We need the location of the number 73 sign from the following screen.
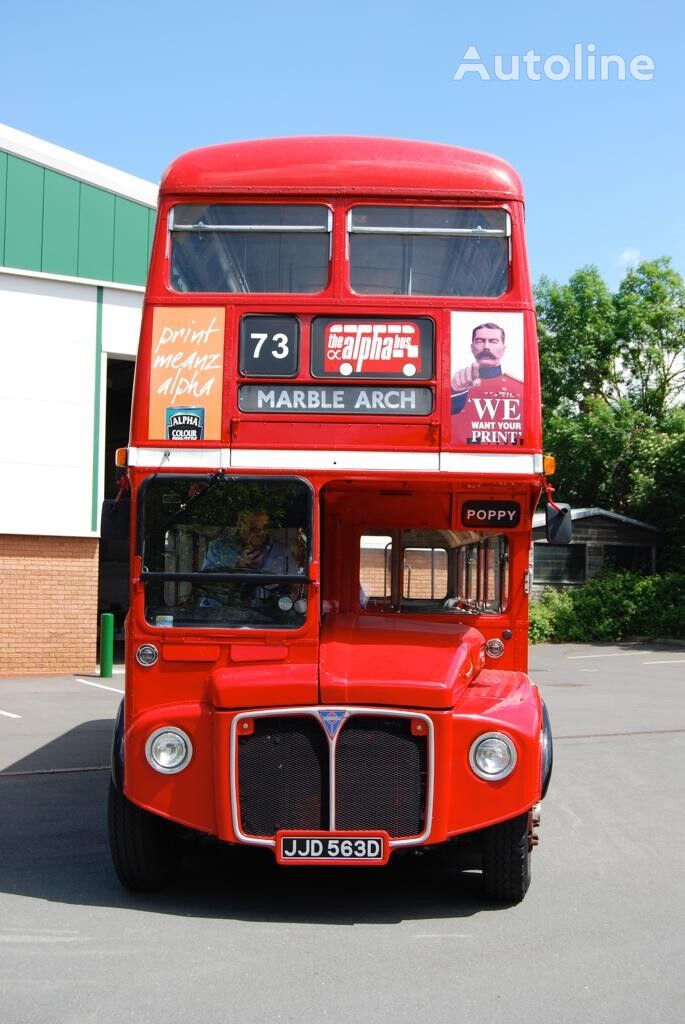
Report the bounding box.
[240,315,300,376]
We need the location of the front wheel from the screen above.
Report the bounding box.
[480,811,532,903]
[108,780,180,891]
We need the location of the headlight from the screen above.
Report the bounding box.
[469,732,517,781]
[145,728,193,774]
[136,643,158,667]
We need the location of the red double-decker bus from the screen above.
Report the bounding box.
[108,136,562,902]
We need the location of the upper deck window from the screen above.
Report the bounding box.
[170,204,331,293]
[348,206,509,297]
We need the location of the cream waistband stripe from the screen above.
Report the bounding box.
[126,447,542,474]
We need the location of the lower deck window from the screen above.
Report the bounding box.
[359,530,508,615]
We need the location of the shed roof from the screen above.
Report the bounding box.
[532,507,660,533]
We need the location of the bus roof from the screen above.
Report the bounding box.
[160,136,524,201]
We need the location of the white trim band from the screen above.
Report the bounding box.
[125,447,543,474]
[0,265,145,293]
[126,447,232,468]
[440,452,543,474]
[230,449,439,471]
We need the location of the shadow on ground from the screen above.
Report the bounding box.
[0,721,499,924]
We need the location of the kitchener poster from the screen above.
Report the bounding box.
[450,311,525,447]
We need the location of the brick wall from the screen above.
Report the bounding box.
[0,535,99,675]
[360,548,448,600]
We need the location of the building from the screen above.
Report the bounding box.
[0,125,157,675]
[531,507,661,598]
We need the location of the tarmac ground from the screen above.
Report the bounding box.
[1,642,684,1023]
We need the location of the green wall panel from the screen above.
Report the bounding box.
[0,148,154,282]
[4,155,44,270]
[148,207,157,257]
[78,184,115,281]
[113,198,149,284]
[0,151,7,264]
[42,170,80,276]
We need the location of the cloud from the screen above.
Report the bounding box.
[615,248,640,268]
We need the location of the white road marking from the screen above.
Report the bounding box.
[642,659,685,666]
[567,652,635,660]
[0,709,22,719]
[74,678,124,694]
[0,934,90,944]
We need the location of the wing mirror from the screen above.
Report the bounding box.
[100,498,131,559]
[545,503,572,545]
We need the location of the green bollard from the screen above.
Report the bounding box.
[100,613,114,678]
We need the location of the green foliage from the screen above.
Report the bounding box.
[614,259,685,421]
[535,257,685,566]
[543,398,651,512]
[536,267,616,411]
[529,571,685,643]
[536,258,684,422]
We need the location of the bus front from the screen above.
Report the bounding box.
[109,137,551,903]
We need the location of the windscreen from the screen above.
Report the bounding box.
[348,206,509,296]
[170,204,331,293]
[140,475,311,629]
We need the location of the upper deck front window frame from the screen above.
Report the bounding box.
[168,202,333,295]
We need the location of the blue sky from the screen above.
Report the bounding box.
[2,0,683,288]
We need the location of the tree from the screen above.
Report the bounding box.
[543,398,657,513]
[535,259,685,567]
[613,258,685,422]
[535,267,617,412]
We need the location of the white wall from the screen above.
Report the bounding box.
[0,272,143,537]
[102,287,143,357]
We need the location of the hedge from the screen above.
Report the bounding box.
[529,571,685,643]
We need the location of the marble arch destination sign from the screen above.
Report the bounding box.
[238,384,433,416]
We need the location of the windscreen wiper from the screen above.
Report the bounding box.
[155,471,224,535]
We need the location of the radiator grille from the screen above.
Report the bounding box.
[335,716,427,837]
[237,716,328,835]
[236,712,428,840]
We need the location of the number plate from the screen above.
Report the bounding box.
[276,831,389,865]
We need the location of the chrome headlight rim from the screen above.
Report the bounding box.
[145,726,193,775]
[469,731,517,782]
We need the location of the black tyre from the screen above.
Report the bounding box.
[481,811,532,903]
[108,779,180,891]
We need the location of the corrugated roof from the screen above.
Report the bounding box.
[532,507,660,532]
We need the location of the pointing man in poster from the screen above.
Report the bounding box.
[450,320,524,446]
